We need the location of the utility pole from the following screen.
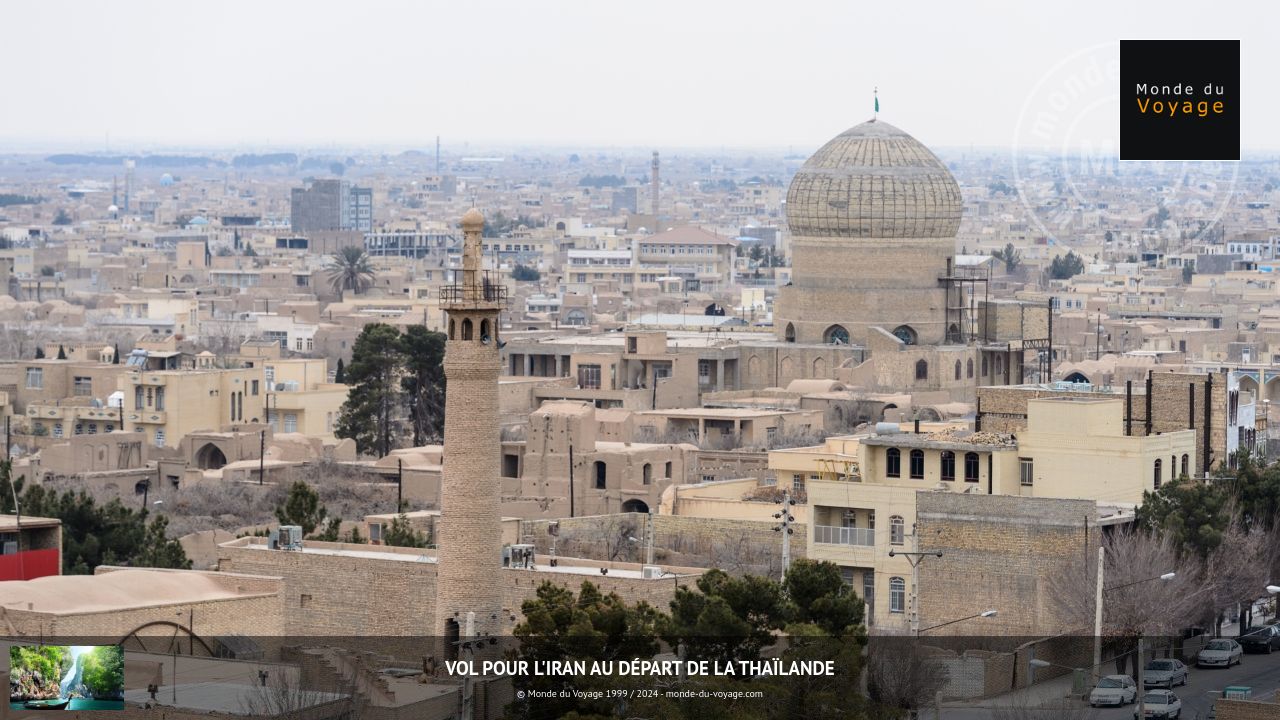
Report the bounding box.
[888,524,944,636]
[397,458,404,511]
[645,510,655,566]
[773,488,795,582]
[258,430,265,485]
[1093,545,1105,685]
[1136,636,1145,719]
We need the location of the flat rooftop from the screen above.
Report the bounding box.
[0,514,61,531]
[0,569,273,614]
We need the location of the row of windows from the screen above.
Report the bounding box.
[1153,455,1191,489]
[592,460,670,489]
[886,448,981,482]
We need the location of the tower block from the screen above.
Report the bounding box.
[435,208,507,645]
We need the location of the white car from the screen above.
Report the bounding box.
[1090,674,1138,706]
[1135,690,1182,718]
[1197,638,1243,668]
[1143,658,1188,688]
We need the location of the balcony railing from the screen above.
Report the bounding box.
[439,281,508,305]
[814,525,875,547]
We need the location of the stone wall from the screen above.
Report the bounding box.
[1217,698,1280,720]
[915,493,1097,638]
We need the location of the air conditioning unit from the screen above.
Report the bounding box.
[278,525,303,550]
[642,565,663,580]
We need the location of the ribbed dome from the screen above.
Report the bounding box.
[786,120,962,239]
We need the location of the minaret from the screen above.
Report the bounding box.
[435,208,506,649]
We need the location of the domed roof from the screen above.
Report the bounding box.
[786,120,961,239]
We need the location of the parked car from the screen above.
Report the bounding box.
[1135,690,1182,719]
[1090,674,1138,706]
[1197,638,1243,668]
[1143,658,1188,688]
[1237,624,1280,654]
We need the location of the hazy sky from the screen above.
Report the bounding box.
[4,0,1275,152]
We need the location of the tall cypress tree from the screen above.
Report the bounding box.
[334,357,346,384]
[399,326,446,446]
[334,324,403,457]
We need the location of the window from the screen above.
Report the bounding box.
[53,423,63,438]
[578,364,602,390]
[1181,454,1189,478]
[369,523,383,543]
[135,386,144,409]
[889,577,905,613]
[965,452,980,482]
[793,474,806,493]
[698,360,713,385]
[954,361,962,381]
[889,515,905,545]
[251,380,260,396]
[1020,457,1034,486]
[967,359,974,379]
[284,413,298,433]
[915,360,928,381]
[74,423,83,435]
[642,463,652,485]
[25,368,42,389]
[265,366,275,384]
[1154,459,1162,490]
[155,429,166,448]
[295,338,303,351]
[824,325,849,345]
[909,449,924,479]
[982,355,989,376]
[73,376,92,396]
[840,566,856,586]
[594,461,607,489]
[886,448,901,478]
[155,387,165,411]
[940,451,956,481]
[665,461,672,479]
[863,571,875,623]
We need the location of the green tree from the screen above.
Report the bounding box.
[335,323,404,456]
[1049,250,1086,280]
[511,581,662,720]
[399,325,446,446]
[34,346,45,359]
[1182,264,1194,284]
[1219,452,1280,531]
[326,246,375,295]
[243,242,257,257]
[274,480,328,536]
[783,559,865,636]
[382,513,428,547]
[52,208,72,225]
[511,264,540,281]
[112,343,121,364]
[40,265,56,277]
[334,357,346,384]
[1135,477,1229,558]
[80,644,125,699]
[991,243,1022,273]
[56,344,66,359]
[663,568,789,664]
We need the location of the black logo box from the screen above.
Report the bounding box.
[1120,39,1239,161]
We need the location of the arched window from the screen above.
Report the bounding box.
[594,460,607,489]
[449,319,456,340]
[982,355,989,376]
[946,323,961,343]
[995,354,1004,375]
[889,516,905,545]
[461,318,473,340]
[784,323,796,343]
[1154,459,1162,490]
[642,463,652,485]
[964,452,980,482]
[954,360,962,381]
[892,325,917,345]
[915,360,928,381]
[889,577,906,613]
[967,359,974,379]
[886,448,901,478]
[940,451,956,481]
[824,325,849,345]
[909,449,925,479]
[1181,454,1189,478]
[479,319,490,343]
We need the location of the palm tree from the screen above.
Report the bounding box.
[327,246,375,295]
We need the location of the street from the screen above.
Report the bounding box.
[939,650,1280,719]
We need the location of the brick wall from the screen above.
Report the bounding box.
[1217,698,1280,720]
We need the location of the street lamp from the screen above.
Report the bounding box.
[1267,585,1280,594]
[916,609,997,637]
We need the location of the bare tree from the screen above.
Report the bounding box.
[864,638,950,717]
[1203,516,1275,635]
[1048,527,1207,676]
[238,664,365,719]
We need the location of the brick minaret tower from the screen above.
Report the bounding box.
[435,208,506,648]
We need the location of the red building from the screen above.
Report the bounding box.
[0,515,62,581]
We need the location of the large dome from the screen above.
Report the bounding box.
[786,120,962,239]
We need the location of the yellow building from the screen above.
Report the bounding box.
[121,366,265,449]
[259,357,349,438]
